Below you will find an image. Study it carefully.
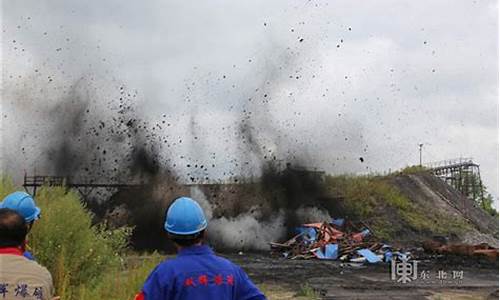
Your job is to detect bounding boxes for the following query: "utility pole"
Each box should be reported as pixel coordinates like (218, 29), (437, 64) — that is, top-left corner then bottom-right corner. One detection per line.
(418, 143), (424, 166)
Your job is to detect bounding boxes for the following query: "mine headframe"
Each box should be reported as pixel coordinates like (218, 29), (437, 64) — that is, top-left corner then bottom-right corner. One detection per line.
(426, 157), (484, 202)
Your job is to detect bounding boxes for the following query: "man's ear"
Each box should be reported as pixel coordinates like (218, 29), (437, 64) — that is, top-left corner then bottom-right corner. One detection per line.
(26, 222), (33, 233)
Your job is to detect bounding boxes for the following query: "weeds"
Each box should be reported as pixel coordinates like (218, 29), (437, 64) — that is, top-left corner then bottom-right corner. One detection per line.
(78, 253), (164, 300)
(296, 283), (321, 299)
(0, 180), (135, 299)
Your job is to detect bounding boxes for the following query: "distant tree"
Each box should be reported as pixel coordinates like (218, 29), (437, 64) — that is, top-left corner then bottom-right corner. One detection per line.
(480, 193), (498, 217)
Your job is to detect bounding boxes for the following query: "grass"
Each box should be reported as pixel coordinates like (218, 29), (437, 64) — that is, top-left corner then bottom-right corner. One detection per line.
(258, 283), (321, 300)
(295, 284), (321, 299)
(78, 253), (164, 300)
(29, 187), (134, 298)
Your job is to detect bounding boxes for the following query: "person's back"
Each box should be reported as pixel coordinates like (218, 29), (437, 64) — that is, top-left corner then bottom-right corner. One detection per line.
(136, 197), (266, 300)
(143, 245), (263, 300)
(0, 250), (53, 300)
(0, 208), (54, 300)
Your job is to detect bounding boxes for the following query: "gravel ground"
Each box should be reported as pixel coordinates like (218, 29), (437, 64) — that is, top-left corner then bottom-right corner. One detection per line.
(226, 253), (499, 299)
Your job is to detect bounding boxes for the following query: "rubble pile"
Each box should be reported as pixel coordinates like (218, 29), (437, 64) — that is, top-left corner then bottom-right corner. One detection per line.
(423, 240), (499, 261)
(270, 218), (407, 263)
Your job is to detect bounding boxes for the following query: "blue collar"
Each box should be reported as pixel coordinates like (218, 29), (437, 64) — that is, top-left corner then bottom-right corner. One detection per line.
(178, 245), (214, 256)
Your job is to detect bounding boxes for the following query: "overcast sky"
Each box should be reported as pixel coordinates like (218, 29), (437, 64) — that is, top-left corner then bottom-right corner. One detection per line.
(1, 1), (498, 206)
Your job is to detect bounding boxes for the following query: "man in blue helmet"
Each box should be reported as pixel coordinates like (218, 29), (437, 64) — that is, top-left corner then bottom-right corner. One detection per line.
(135, 197), (266, 300)
(0, 192), (41, 260)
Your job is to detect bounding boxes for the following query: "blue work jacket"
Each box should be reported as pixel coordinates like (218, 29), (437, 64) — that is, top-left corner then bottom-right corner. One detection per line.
(142, 245), (266, 300)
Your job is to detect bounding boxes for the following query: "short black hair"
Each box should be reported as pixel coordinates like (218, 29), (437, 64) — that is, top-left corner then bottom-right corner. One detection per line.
(169, 230), (205, 247)
(0, 208), (28, 247)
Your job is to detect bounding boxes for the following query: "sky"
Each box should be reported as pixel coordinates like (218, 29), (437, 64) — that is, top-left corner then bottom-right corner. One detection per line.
(1, 1), (499, 206)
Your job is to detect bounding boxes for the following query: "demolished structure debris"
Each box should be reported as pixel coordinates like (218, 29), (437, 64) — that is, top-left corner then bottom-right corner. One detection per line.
(270, 218), (408, 263)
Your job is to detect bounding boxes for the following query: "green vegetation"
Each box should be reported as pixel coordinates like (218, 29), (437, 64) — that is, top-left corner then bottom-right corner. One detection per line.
(77, 253), (164, 299)
(29, 187), (133, 298)
(0, 178), (160, 300)
(480, 193), (498, 217)
(325, 174), (469, 241)
(295, 283), (321, 299)
(397, 165), (429, 174)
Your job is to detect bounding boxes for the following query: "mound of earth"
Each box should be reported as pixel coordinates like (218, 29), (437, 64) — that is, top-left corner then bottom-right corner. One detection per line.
(391, 172), (498, 246)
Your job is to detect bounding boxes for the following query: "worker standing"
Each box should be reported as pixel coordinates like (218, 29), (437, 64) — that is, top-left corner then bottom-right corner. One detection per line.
(0, 191), (41, 260)
(0, 208), (54, 300)
(135, 197), (266, 300)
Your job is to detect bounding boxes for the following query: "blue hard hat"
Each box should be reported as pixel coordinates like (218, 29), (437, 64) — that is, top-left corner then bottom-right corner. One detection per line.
(164, 197), (207, 235)
(0, 191), (41, 223)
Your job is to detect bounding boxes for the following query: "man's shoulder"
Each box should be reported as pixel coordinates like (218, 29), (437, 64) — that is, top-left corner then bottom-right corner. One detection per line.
(14, 255), (51, 276)
(152, 257), (181, 275)
(155, 253), (240, 272)
(0, 254), (52, 282)
(27, 259), (52, 277)
(211, 254), (241, 269)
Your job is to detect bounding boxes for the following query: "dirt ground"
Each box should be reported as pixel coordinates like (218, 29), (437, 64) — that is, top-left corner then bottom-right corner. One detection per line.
(226, 253), (499, 300)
